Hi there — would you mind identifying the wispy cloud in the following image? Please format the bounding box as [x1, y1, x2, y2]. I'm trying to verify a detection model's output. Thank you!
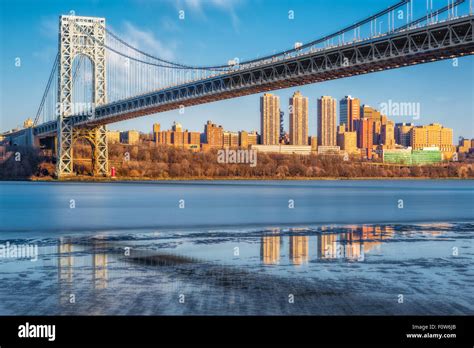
[105, 21, 182, 100]
[118, 21, 178, 61]
[161, 16, 182, 33]
[176, 0, 241, 12]
[33, 17, 58, 63]
[38, 16, 58, 40]
[172, 0, 243, 30]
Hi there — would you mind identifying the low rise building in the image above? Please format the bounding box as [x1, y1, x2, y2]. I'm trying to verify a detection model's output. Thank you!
[223, 131, 239, 148]
[250, 144, 312, 155]
[337, 129, 358, 154]
[383, 147, 443, 165]
[317, 145, 341, 155]
[107, 130, 121, 144]
[239, 131, 259, 148]
[410, 123, 455, 159]
[120, 130, 140, 145]
[458, 138, 472, 153]
[154, 122, 200, 150]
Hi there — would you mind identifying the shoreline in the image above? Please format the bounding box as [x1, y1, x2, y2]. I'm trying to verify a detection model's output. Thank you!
[1, 175, 472, 183]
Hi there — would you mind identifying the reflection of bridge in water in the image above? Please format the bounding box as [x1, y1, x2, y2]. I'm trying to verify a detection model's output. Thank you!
[57, 237, 109, 307]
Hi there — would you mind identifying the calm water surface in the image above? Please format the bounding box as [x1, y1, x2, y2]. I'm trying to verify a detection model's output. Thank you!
[0, 180, 473, 315]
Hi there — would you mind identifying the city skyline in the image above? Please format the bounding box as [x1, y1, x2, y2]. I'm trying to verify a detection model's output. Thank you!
[0, 0, 473, 140]
[103, 91, 468, 142]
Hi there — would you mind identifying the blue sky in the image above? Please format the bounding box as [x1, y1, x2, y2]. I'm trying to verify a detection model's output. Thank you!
[1, 0, 473, 140]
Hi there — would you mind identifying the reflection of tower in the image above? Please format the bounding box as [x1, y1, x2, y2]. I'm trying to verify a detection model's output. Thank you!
[289, 236, 309, 265]
[93, 240, 108, 290]
[58, 240, 74, 283]
[261, 235, 280, 264]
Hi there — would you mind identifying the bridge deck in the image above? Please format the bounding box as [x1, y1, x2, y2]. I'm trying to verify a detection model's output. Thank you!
[33, 15, 474, 137]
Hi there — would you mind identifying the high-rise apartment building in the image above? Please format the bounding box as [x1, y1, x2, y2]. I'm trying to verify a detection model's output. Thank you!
[381, 122, 396, 148]
[317, 96, 337, 146]
[339, 96, 360, 131]
[354, 118, 374, 158]
[279, 110, 285, 143]
[289, 91, 309, 145]
[361, 105, 382, 121]
[260, 93, 280, 145]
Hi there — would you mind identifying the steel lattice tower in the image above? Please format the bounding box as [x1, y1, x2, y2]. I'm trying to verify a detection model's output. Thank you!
[57, 15, 108, 177]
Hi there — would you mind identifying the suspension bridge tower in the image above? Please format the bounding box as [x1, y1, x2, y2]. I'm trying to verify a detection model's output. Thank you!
[57, 15, 108, 177]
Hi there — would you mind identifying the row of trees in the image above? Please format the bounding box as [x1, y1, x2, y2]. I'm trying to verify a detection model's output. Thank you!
[1, 143, 473, 179]
[0, 146, 49, 179]
[109, 144, 474, 179]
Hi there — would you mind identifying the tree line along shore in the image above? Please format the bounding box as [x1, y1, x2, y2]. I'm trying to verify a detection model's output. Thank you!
[1, 143, 473, 180]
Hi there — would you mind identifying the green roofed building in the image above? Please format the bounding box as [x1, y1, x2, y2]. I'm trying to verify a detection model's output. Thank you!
[383, 147, 442, 165]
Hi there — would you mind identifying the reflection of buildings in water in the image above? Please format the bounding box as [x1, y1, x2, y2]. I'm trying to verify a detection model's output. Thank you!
[289, 236, 309, 265]
[317, 225, 396, 261]
[318, 234, 337, 259]
[317, 234, 363, 260]
[344, 233, 364, 260]
[261, 235, 281, 265]
[360, 225, 394, 254]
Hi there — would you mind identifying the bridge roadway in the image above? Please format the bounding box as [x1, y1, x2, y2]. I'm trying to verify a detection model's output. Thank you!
[31, 15, 474, 137]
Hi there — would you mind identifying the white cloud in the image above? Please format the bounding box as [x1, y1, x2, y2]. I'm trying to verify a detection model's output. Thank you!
[105, 22, 184, 101]
[172, 0, 243, 29]
[39, 16, 57, 40]
[119, 21, 177, 61]
[161, 16, 182, 33]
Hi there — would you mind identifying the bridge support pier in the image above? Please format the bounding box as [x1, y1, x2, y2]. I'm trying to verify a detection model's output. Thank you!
[57, 118, 74, 177]
[56, 122, 108, 178]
